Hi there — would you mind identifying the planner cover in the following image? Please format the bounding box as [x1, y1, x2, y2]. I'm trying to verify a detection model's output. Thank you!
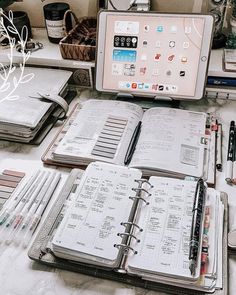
[28, 168, 228, 295]
[0, 67, 72, 127]
[0, 67, 75, 143]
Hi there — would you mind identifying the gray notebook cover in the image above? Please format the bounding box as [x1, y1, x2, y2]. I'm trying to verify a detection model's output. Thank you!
[0, 67, 72, 128]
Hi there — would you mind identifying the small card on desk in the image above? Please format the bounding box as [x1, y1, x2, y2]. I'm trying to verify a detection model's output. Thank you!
[223, 49, 236, 72]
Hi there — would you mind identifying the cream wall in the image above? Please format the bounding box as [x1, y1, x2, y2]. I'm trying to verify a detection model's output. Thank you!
[9, 0, 208, 27]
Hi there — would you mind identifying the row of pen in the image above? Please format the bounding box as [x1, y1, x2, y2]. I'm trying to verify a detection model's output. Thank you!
[0, 169, 61, 248]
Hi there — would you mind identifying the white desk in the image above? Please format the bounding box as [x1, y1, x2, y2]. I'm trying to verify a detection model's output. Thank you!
[0, 91, 236, 295]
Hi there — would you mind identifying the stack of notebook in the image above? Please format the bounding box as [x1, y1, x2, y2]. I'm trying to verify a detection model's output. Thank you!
[0, 66, 72, 143]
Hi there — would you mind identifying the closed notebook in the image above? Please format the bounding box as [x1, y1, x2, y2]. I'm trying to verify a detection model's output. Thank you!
[0, 67, 71, 127]
[51, 161, 224, 293]
[0, 66, 72, 142]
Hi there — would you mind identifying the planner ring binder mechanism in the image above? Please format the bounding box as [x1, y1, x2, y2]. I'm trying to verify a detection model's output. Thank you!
[28, 162, 228, 294]
[0, 66, 74, 143]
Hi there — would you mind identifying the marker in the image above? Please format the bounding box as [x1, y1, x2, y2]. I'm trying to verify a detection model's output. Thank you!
[216, 122, 222, 171]
[232, 128, 236, 184]
[225, 121, 235, 183]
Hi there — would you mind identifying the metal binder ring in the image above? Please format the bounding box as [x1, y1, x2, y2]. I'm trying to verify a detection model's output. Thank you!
[120, 222, 143, 232]
[129, 196, 150, 205]
[114, 243, 138, 254]
[132, 187, 152, 196]
[117, 232, 140, 242]
[135, 179, 153, 188]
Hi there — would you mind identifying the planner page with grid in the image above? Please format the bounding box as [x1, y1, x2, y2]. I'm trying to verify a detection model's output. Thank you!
[127, 176, 201, 281]
[52, 162, 142, 267]
[129, 107, 207, 178]
[53, 99, 143, 166]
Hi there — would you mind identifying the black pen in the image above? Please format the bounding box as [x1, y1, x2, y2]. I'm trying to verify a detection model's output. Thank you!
[216, 121, 222, 171]
[225, 121, 235, 183]
[232, 128, 236, 184]
[124, 121, 142, 165]
[189, 179, 205, 276]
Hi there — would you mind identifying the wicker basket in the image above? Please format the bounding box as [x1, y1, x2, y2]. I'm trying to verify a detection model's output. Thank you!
[59, 16, 97, 61]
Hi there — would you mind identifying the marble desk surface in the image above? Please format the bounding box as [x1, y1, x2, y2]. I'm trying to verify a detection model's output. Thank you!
[0, 90, 236, 295]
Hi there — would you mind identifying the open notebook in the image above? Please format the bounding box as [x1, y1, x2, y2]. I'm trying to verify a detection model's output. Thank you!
[47, 162, 225, 293]
[50, 99, 210, 179]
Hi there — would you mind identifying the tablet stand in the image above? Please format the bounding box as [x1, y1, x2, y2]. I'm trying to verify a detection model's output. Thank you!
[116, 93, 180, 109]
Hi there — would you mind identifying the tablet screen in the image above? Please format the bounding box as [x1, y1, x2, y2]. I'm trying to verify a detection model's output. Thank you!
[96, 11, 214, 100]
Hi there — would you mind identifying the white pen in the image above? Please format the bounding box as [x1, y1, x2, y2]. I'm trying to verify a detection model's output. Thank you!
[216, 122, 222, 171]
[0, 170, 41, 225]
[14, 171, 57, 245]
[6, 171, 49, 242]
[22, 172, 61, 248]
[12, 171, 49, 228]
[4, 171, 48, 245]
[4, 170, 45, 229]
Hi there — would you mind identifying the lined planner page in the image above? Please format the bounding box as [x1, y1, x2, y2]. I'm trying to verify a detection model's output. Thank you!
[53, 100, 143, 165]
[130, 107, 206, 177]
[128, 177, 198, 280]
[52, 162, 142, 266]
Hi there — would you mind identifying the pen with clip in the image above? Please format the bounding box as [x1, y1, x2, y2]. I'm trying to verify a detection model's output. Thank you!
[225, 120, 235, 183]
[14, 171, 57, 246]
[216, 121, 222, 171]
[189, 178, 205, 276]
[124, 121, 142, 165]
[6, 171, 51, 245]
[232, 129, 236, 184]
[22, 172, 61, 248]
[4, 171, 48, 245]
[0, 170, 41, 225]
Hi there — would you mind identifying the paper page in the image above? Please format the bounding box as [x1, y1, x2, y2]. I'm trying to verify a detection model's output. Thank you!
[53, 100, 143, 165]
[136, 188, 220, 292]
[224, 49, 236, 63]
[52, 162, 142, 265]
[128, 177, 199, 280]
[130, 107, 206, 177]
[203, 188, 218, 277]
[215, 197, 224, 289]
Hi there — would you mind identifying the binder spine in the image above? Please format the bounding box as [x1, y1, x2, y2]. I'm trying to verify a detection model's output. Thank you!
[115, 178, 152, 271]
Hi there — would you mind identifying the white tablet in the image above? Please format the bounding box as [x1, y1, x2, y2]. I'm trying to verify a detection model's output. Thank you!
[96, 11, 214, 101]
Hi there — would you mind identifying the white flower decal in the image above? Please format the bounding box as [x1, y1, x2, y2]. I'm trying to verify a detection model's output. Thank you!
[0, 10, 34, 103]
